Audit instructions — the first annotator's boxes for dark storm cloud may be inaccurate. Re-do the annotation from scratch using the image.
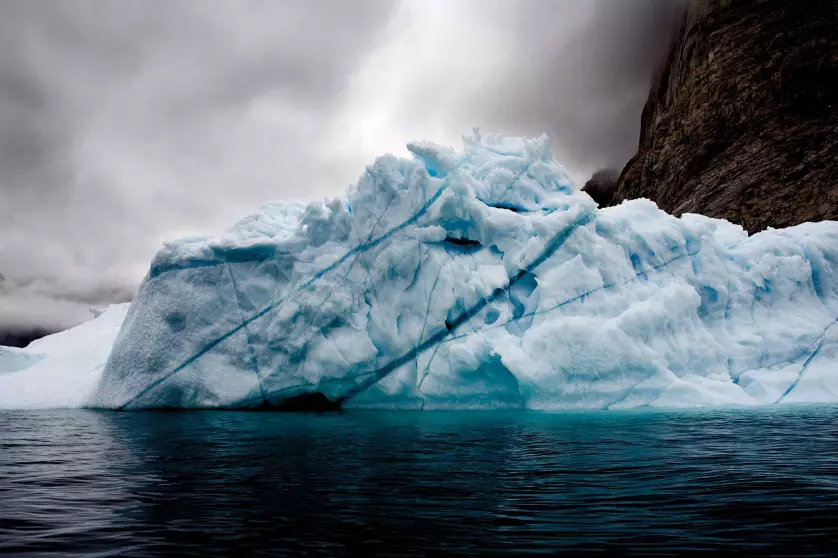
[0,0,684,339]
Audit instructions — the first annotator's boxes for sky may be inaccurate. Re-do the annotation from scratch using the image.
[0,0,684,338]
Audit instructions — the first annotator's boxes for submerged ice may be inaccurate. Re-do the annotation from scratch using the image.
[3,133,837,411]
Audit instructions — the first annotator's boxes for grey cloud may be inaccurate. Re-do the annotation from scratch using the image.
[490,0,687,175]
[354,0,685,183]
[0,0,395,337]
[0,0,684,342]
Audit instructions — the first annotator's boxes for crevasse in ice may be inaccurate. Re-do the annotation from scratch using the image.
[4,132,837,411]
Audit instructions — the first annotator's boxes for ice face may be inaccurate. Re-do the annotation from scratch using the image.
[76,132,838,411]
[0,304,129,409]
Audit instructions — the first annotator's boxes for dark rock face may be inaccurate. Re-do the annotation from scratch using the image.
[582,168,620,207]
[612,0,838,233]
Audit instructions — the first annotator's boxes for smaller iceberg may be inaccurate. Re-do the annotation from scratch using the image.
[0,304,129,409]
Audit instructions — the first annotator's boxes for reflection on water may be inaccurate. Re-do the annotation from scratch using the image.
[1,406,838,556]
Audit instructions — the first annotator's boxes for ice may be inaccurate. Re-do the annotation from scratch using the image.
[0,347,42,374]
[2,133,836,411]
[0,304,129,409]
[75,132,836,411]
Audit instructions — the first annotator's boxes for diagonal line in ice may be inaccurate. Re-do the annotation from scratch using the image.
[604,377,652,410]
[117,180,449,410]
[334,210,596,404]
[351,208,388,305]
[253,213,597,405]
[225,264,267,403]
[775,318,838,404]
[287,253,362,348]
[412,247,702,406]
[254,217,705,407]
[499,161,533,200]
[415,261,448,392]
[416,250,488,391]
[267,238,706,405]
[446,247,702,343]
[267,179,449,309]
[417,259,448,348]
[365,194,398,241]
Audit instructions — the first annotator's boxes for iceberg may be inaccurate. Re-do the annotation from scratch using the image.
[2,133,836,411]
[0,304,129,409]
[78,132,838,411]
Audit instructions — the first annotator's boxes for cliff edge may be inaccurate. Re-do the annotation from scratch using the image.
[612,0,837,232]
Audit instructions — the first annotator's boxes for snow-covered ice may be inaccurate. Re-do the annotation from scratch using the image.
[3,132,838,411]
[0,304,129,409]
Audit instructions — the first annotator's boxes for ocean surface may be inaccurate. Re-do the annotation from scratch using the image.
[1,406,838,556]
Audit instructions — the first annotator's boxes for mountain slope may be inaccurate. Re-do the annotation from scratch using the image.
[612,0,838,232]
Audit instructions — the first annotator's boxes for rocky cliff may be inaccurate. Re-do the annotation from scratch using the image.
[611,0,837,232]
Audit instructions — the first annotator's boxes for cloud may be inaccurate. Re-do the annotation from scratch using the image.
[0,0,394,333]
[332,0,685,182]
[0,0,683,337]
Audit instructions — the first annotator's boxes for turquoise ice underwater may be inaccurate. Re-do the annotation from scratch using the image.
[2,132,838,410]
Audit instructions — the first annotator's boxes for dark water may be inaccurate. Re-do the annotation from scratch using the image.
[2,407,838,556]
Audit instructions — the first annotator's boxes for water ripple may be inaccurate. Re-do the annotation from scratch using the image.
[1,406,838,556]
